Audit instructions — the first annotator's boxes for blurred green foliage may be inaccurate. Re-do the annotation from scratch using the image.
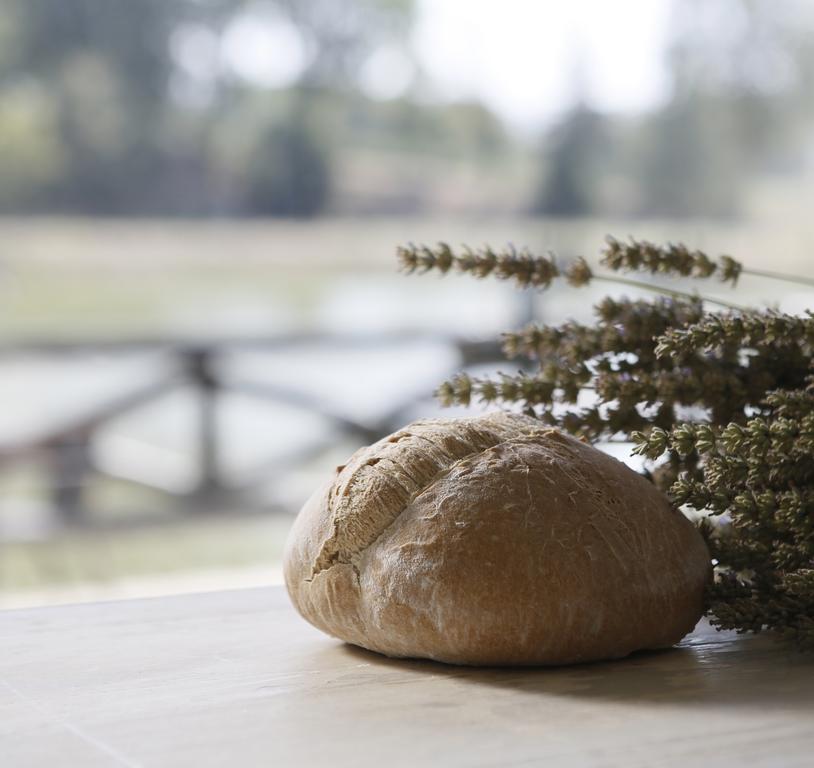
[2,0,814,218]
[0,0,440,216]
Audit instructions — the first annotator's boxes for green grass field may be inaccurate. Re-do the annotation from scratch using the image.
[2,215,813,339]
[0,513,291,608]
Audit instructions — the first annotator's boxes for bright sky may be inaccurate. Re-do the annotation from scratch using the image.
[216,0,675,132]
[413,0,674,130]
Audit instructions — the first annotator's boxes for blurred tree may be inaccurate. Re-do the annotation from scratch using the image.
[278,0,413,89]
[0,82,65,208]
[635,98,741,217]
[633,0,814,217]
[1,0,185,213]
[528,0,814,220]
[242,0,414,214]
[0,0,420,216]
[532,105,606,217]
[243,115,330,216]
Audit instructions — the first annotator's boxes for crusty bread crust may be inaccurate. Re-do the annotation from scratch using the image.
[284,412,711,666]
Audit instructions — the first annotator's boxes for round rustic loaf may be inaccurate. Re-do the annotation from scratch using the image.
[284,412,710,666]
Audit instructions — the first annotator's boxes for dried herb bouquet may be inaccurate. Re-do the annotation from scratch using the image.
[399,237,814,649]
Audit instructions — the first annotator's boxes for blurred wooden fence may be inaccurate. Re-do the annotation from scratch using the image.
[0,334,503,525]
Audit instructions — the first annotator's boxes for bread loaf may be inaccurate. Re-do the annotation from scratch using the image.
[284,412,710,666]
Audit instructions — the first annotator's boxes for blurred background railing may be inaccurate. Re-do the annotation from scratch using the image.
[3,0,814,607]
[0,332,505,525]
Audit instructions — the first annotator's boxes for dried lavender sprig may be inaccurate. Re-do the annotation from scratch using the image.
[604,236,814,288]
[655,311,814,360]
[397,242,560,288]
[399,243,743,309]
[602,236,741,283]
[436,372,558,408]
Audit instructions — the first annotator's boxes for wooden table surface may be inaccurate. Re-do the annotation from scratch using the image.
[2,586,813,768]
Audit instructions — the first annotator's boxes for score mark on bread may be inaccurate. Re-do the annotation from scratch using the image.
[309,417,526,579]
